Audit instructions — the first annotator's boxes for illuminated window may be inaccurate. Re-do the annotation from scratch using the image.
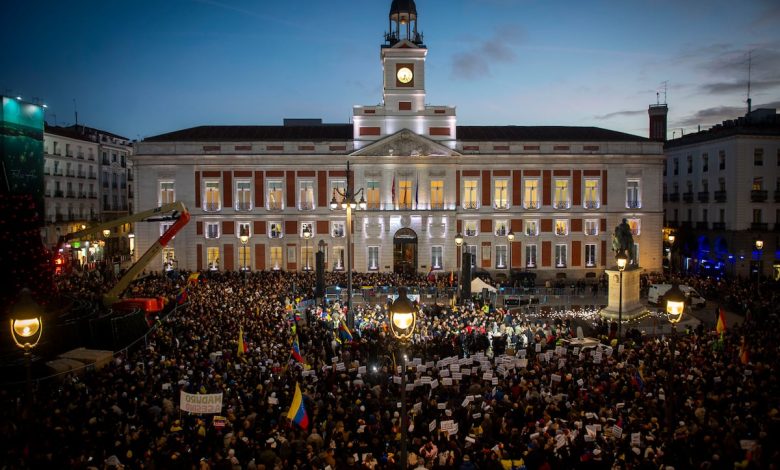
[463,180,479,209]
[494,220,508,237]
[584,219,598,236]
[555,219,568,236]
[626,180,641,208]
[525,219,539,237]
[524,179,540,209]
[464,220,478,237]
[160,222,173,237]
[494,179,509,209]
[270,246,283,270]
[331,180,346,208]
[160,181,175,205]
[752,177,763,191]
[268,181,283,210]
[366,181,380,209]
[430,180,444,209]
[333,247,344,270]
[239,245,251,270]
[203,181,221,212]
[627,218,641,236]
[207,247,220,270]
[238,222,250,238]
[236,181,251,211]
[300,222,314,237]
[331,221,345,238]
[554,180,570,209]
[399,180,413,208]
[584,179,599,209]
[299,181,315,210]
[269,222,283,238]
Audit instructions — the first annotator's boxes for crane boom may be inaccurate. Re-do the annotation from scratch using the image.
[56,201,190,307]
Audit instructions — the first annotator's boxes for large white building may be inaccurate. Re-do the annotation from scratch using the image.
[132,0,664,280]
[664,108,780,279]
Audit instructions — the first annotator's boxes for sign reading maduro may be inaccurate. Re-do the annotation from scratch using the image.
[180,391,223,414]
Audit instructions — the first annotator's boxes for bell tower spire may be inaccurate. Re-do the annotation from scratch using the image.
[386,0,423,46]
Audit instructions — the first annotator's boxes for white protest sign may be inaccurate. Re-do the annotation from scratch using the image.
[180,391,223,414]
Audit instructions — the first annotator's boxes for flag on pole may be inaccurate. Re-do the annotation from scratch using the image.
[286,383,309,430]
[237,326,247,356]
[716,307,727,334]
[427,265,436,283]
[339,318,353,342]
[415,172,419,207]
[449,271,454,287]
[739,338,750,365]
[291,335,305,363]
[176,286,188,305]
[391,175,396,205]
[187,272,200,284]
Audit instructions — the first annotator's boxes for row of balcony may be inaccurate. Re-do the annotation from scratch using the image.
[46,190,98,199]
[43,169,97,179]
[47,152,95,162]
[201,200,622,213]
[665,190,780,204]
[50,214,99,223]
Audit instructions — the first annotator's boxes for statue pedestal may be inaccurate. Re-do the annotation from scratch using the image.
[599,266,645,321]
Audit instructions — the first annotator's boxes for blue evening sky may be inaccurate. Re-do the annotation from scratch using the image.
[2,0,778,140]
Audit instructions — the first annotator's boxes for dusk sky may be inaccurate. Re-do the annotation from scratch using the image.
[2,0,779,140]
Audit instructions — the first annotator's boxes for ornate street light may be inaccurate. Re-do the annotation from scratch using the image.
[755,239,763,250]
[302,226,312,271]
[664,283,686,428]
[329,161,365,328]
[665,283,686,324]
[10,289,44,397]
[616,253,628,340]
[240,233,249,271]
[507,230,515,271]
[388,286,417,470]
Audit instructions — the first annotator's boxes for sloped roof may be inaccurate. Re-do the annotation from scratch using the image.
[143,124,648,143]
[456,126,648,142]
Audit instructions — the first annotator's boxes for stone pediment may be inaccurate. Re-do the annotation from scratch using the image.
[351,129,460,158]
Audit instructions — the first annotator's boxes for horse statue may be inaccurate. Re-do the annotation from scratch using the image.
[611,218,636,266]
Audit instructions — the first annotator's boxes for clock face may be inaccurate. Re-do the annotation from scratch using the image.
[396,67,413,84]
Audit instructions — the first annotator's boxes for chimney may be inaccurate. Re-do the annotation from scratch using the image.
[648,104,668,142]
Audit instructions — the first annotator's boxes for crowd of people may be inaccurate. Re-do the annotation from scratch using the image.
[1,270,777,469]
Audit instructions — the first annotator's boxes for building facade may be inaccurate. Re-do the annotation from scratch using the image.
[133,1,665,280]
[43,125,134,263]
[664,108,780,279]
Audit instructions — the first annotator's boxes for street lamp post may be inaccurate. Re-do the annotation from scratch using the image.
[455,232,464,304]
[388,287,417,470]
[754,239,764,282]
[668,234,676,275]
[507,230,515,277]
[330,161,366,329]
[616,253,627,341]
[664,284,686,431]
[302,227,312,271]
[10,290,44,399]
[102,228,111,262]
[240,233,249,271]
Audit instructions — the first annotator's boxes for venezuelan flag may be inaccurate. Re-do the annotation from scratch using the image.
[291,336,304,363]
[339,318,353,342]
[286,383,309,430]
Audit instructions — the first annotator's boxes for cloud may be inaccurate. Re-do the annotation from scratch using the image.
[699,78,780,95]
[673,100,780,127]
[450,25,523,80]
[594,109,646,120]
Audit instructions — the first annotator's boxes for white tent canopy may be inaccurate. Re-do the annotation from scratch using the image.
[471,277,496,293]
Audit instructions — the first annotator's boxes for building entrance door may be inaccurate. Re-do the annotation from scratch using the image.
[393,228,418,275]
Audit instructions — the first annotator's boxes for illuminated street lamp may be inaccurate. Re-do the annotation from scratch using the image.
[755,239,764,250]
[455,233,464,303]
[388,287,417,469]
[302,226,312,271]
[616,253,627,340]
[506,230,515,272]
[240,232,249,271]
[10,289,44,397]
[664,283,686,427]
[329,161,366,328]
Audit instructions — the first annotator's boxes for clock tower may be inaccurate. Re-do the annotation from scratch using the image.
[353,0,457,148]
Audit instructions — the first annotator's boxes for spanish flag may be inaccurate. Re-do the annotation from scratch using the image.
[237,326,247,356]
[187,272,200,284]
[716,307,727,335]
[449,271,454,287]
[286,383,309,430]
[291,335,304,363]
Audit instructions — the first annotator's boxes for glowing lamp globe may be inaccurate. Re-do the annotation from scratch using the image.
[388,287,417,341]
